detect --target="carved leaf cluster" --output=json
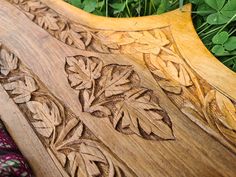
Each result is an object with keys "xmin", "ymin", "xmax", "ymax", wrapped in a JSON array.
[
  {"xmin": 65, "ymin": 55, "xmax": 174, "ymax": 140},
  {"xmin": 136, "ymin": 28, "xmax": 236, "ymax": 146},
  {"xmin": 149, "ymin": 53, "xmax": 193, "ymax": 94}
]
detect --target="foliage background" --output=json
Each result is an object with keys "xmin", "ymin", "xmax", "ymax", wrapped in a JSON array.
[{"xmin": 65, "ymin": 0, "xmax": 236, "ymax": 72}]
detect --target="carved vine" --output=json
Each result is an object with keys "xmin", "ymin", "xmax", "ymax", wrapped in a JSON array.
[
  {"xmin": 0, "ymin": 43, "xmax": 129, "ymax": 177},
  {"xmin": 65, "ymin": 55, "xmax": 174, "ymax": 140},
  {"xmin": 7, "ymin": 0, "xmax": 112, "ymax": 53}
]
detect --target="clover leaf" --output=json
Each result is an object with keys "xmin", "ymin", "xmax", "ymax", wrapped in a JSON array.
[
  {"xmin": 224, "ymin": 36, "xmax": 236, "ymax": 51},
  {"xmin": 211, "ymin": 45, "xmax": 227, "ymax": 55},
  {"xmin": 205, "ymin": 0, "xmax": 225, "ymax": 10},
  {"xmin": 205, "ymin": 0, "xmax": 236, "ymax": 24},
  {"xmin": 212, "ymin": 31, "xmax": 229, "ymax": 44}
]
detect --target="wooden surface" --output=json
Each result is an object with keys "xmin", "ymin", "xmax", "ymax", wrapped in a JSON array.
[{"xmin": 0, "ymin": 0, "xmax": 236, "ymax": 177}]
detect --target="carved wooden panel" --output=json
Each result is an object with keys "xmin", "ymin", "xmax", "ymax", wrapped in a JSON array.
[{"xmin": 0, "ymin": 0, "xmax": 236, "ymax": 176}]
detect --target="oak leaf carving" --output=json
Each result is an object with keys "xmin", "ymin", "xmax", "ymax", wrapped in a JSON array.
[
  {"xmin": 38, "ymin": 13, "xmax": 59, "ymax": 31},
  {"xmin": 0, "ymin": 48, "xmax": 18, "ymax": 76},
  {"xmin": 113, "ymin": 88, "xmax": 174, "ymax": 139},
  {"xmin": 66, "ymin": 56, "xmax": 103, "ymax": 90},
  {"xmin": 3, "ymin": 76, "xmax": 37, "ymax": 103},
  {"xmin": 27, "ymin": 101, "xmax": 62, "ymax": 138}
]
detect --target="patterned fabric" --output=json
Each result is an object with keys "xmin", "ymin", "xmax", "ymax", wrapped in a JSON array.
[{"xmin": 0, "ymin": 120, "xmax": 33, "ymax": 177}]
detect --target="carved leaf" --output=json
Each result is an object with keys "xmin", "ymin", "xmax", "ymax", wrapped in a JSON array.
[
  {"xmin": 67, "ymin": 152, "xmax": 85, "ymax": 177},
  {"xmin": 216, "ymin": 92, "xmax": 236, "ymax": 131},
  {"xmin": 27, "ymin": 101, "xmax": 62, "ymax": 137},
  {"xmin": 12, "ymin": 0, "xmax": 25, "ymax": 4},
  {"xmin": 96, "ymin": 31, "xmax": 122, "ymax": 49},
  {"xmin": 158, "ymin": 80, "xmax": 182, "ymax": 94},
  {"xmin": 38, "ymin": 13, "xmax": 59, "ymax": 31},
  {"xmin": 83, "ymin": 90, "xmax": 111, "ymax": 116},
  {"xmin": 3, "ymin": 76, "xmax": 37, "ymax": 103},
  {"xmin": 80, "ymin": 142, "xmax": 107, "ymax": 177},
  {"xmin": 107, "ymin": 158, "xmax": 123, "ymax": 177},
  {"xmin": 129, "ymin": 31, "xmax": 169, "ymax": 55},
  {"xmin": 67, "ymin": 141, "xmax": 111, "ymax": 177},
  {"xmin": 113, "ymin": 88, "xmax": 174, "ymax": 139},
  {"xmin": 165, "ymin": 61, "xmax": 192, "ymax": 86},
  {"xmin": 178, "ymin": 65, "xmax": 192, "ymax": 86},
  {"xmin": 55, "ymin": 151, "xmax": 67, "ymax": 167},
  {"xmin": 99, "ymin": 66, "xmax": 133, "ymax": 97},
  {"xmin": 26, "ymin": 1, "xmax": 47, "ymax": 11},
  {"xmin": 60, "ymin": 30, "xmax": 86, "ymax": 49},
  {"xmin": 66, "ymin": 56, "xmax": 103, "ymax": 90},
  {"xmin": 0, "ymin": 48, "xmax": 18, "ymax": 76}
]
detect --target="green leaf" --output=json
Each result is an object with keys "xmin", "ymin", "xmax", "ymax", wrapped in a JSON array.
[
  {"xmin": 205, "ymin": 0, "xmax": 225, "ymax": 10},
  {"xmin": 224, "ymin": 36, "xmax": 236, "ymax": 51},
  {"xmin": 211, "ymin": 45, "xmax": 226, "ymax": 55},
  {"xmin": 83, "ymin": 0, "xmax": 97, "ymax": 12},
  {"xmin": 212, "ymin": 31, "xmax": 229, "ymax": 44},
  {"xmin": 156, "ymin": 0, "xmax": 168, "ymax": 14},
  {"xmin": 190, "ymin": 0, "xmax": 204, "ymax": 5},
  {"xmin": 110, "ymin": 2, "xmax": 126, "ymax": 14},
  {"xmin": 196, "ymin": 3, "xmax": 215, "ymax": 16},
  {"xmin": 221, "ymin": 0, "xmax": 236, "ymax": 18},
  {"xmin": 206, "ymin": 12, "xmax": 230, "ymax": 24},
  {"xmin": 70, "ymin": 0, "xmax": 83, "ymax": 8}
]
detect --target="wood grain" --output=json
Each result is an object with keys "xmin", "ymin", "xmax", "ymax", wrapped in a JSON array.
[{"xmin": 0, "ymin": 0, "xmax": 236, "ymax": 177}]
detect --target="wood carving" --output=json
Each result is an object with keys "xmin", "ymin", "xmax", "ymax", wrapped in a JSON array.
[
  {"xmin": 7, "ymin": 0, "xmax": 235, "ymax": 151},
  {"xmin": 65, "ymin": 55, "xmax": 174, "ymax": 140},
  {"xmin": 0, "ymin": 43, "xmax": 134, "ymax": 177},
  {"xmin": 1, "ymin": 1, "xmax": 236, "ymax": 176}
]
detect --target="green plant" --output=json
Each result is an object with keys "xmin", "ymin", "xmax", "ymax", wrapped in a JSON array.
[{"xmin": 66, "ymin": 0, "xmax": 236, "ymax": 72}]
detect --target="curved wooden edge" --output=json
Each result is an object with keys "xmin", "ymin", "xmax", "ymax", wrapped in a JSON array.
[
  {"xmin": 41, "ymin": 0, "xmax": 171, "ymax": 30},
  {"xmin": 42, "ymin": 0, "xmax": 236, "ymax": 101},
  {"xmin": 167, "ymin": 8, "xmax": 236, "ymax": 101}
]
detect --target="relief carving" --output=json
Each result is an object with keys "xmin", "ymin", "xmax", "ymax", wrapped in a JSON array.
[
  {"xmin": 0, "ymin": 43, "xmax": 134, "ymax": 177},
  {"xmin": 7, "ymin": 0, "xmax": 236, "ymax": 152},
  {"xmin": 65, "ymin": 55, "xmax": 174, "ymax": 140},
  {"xmin": 106, "ymin": 28, "xmax": 236, "ymax": 149}
]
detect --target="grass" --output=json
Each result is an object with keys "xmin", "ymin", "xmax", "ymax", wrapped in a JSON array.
[{"xmin": 65, "ymin": 0, "xmax": 236, "ymax": 72}]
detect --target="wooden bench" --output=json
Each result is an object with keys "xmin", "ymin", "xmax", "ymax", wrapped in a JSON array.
[{"xmin": 0, "ymin": 0, "xmax": 236, "ymax": 176}]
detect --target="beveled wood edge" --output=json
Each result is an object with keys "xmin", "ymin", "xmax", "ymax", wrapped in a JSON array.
[
  {"xmin": 0, "ymin": 84, "xmax": 63, "ymax": 177},
  {"xmin": 40, "ymin": 0, "xmax": 236, "ymax": 101}
]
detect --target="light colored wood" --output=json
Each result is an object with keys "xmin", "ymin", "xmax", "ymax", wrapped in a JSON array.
[
  {"xmin": 0, "ymin": 0, "xmax": 236, "ymax": 177},
  {"xmin": 0, "ymin": 84, "xmax": 63, "ymax": 177}
]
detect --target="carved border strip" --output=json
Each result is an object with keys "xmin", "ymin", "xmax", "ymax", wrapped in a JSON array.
[
  {"xmin": 97, "ymin": 28, "xmax": 236, "ymax": 151},
  {"xmin": 0, "ymin": 43, "xmax": 136, "ymax": 177}
]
